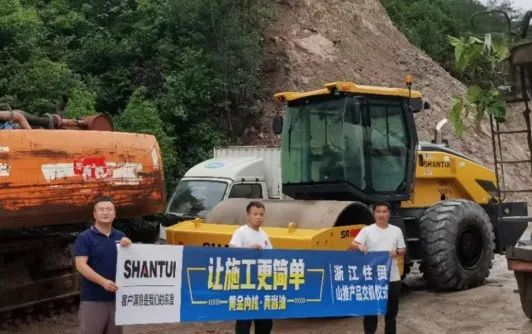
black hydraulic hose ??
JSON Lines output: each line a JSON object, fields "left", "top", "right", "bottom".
{"left": 17, "top": 110, "right": 55, "bottom": 129}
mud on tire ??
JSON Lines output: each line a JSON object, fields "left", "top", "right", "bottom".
{"left": 420, "top": 200, "right": 494, "bottom": 290}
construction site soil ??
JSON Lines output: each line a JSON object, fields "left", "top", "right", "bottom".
{"left": 2, "top": 0, "right": 531, "bottom": 333}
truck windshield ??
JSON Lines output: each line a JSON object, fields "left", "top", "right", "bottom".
{"left": 167, "top": 180, "right": 227, "bottom": 217}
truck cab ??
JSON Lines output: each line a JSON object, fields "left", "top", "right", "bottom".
{"left": 159, "top": 147, "right": 282, "bottom": 241}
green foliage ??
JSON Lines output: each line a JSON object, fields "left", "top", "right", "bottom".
{"left": 0, "top": 0, "right": 270, "bottom": 185}
{"left": 448, "top": 35, "right": 510, "bottom": 78}
{"left": 448, "top": 34, "right": 510, "bottom": 135}
{"left": 175, "top": 122, "right": 228, "bottom": 174}
{"left": 6, "top": 58, "right": 80, "bottom": 114}
{"left": 448, "top": 36, "right": 484, "bottom": 73}
{"left": 450, "top": 97, "right": 465, "bottom": 134}
{"left": 382, "top": 0, "right": 522, "bottom": 135}
{"left": 115, "top": 87, "right": 176, "bottom": 186}
{"left": 382, "top": 0, "right": 468, "bottom": 71}
{"left": 0, "top": 0, "right": 40, "bottom": 60}
{"left": 64, "top": 87, "right": 96, "bottom": 118}
{"left": 449, "top": 85, "right": 506, "bottom": 134}
{"left": 381, "top": 0, "right": 520, "bottom": 78}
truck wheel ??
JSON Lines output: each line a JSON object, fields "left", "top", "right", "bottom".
{"left": 420, "top": 200, "right": 494, "bottom": 290}
{"left": 515, "top": 272, "right": 532, "bottom": 319}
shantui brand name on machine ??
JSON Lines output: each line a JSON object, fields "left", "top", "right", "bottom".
{"left": 419, "top": 160, "right": 451, "bottom": 168}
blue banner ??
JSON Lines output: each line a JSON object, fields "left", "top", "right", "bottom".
{"left": 180, "top": 247, "right": 391, "bottom": 322}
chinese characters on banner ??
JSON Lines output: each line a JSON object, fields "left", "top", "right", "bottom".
{"left": 116, "top": 245, "right": 391, "bottom": 325}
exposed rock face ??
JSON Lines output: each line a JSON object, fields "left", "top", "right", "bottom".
{"left": 252, "top": 0, "right": 530, "bottom": 203}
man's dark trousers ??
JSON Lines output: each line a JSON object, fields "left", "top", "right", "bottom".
{"left": 363, "top": 280, "right": 402, "bottom": 334}
{"left": 235, "top": 319, "right": 273, "bottom": 334}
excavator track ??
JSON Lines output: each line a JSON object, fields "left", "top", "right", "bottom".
{"left": 0, "top": 230, "right": 81, "bottom": 325}
{"left": 0, "top": 295, "right": 79, "bottom": 330}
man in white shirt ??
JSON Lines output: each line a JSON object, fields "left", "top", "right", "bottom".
{"left": 229, "top": 201, "right": 273, "bottom": 334}
{"left": 350, "top": 202, "right": 406, "bottom": 334}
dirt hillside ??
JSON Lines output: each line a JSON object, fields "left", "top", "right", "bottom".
{"left": 252, "top": 0, "right": 531, "bottom": 201}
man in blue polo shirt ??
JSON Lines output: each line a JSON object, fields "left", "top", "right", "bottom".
{"left": 74, "top": 196, "right": 132, "bottom": 334}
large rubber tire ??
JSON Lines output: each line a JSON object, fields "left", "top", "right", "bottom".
{"left": 515, "top": 272, "right": 532, "bottom": 320}
{"left": 420, "top": 200, "right": 494, "bottom": 290}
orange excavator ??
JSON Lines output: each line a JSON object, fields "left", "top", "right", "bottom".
{"left": 0, "top": 106, "right": 166, "bottom": 320}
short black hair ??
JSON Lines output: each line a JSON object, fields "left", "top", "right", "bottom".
{"left": 93, "top": 195, "right": 114, "bottom": 209}
{"left": 246, "top": 201, "right": 265, "bottom": 213}
{"left": 373, "top": 201, "right": 391, "bottom": 212}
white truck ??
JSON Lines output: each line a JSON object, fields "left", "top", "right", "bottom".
{"left": 159, "top": 146, "right": 282, "bottom": 241}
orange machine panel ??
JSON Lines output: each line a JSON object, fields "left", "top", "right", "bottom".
{"left": 0, "top": 129, "right": 166, "bottom": 229}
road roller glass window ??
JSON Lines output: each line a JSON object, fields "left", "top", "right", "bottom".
{"left": 167, "top": 180, "right": 227, "bottom": 217}
{"left": 308, "top": 101, "right": 345, "bottom": 182}
{"left": 368, "top": 98, "right": 408, "bottom": 192}
{"left": 343, "top": 97, "right": 366, "bottom": 190}
{"left": 282, "top": 96, "right": 347, "bottom": 184}
{"left": 282, "top": 104, "right": 304, "bottom": 183}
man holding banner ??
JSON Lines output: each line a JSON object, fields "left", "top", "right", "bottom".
{"left": 229, "top": 201, "right": 273, "bottom": 334}
{"left": 74, "top": 196, "right": 132, "bottom": 334}
{"left": 351, "top": 202, "right": 406, "bottom": 334}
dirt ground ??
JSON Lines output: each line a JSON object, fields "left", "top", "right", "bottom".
{"left": 4, "top": 238, "right": 532, "bottom": 334}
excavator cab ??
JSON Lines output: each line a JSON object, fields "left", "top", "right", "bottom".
{"left": 274, "top": 81, "right": 425, "bottom": 204}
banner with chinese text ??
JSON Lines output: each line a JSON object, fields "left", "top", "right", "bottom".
{"left": 181, "top": 246, "right": 391, "bottom": 321}
{"left": 116, "top": 245, "right": 391, "bottom": 325}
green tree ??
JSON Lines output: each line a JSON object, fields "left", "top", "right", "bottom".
{"left": 115, "top": 87, "right": 176, "bottom": 184}
{"left": 5, "top": 58, "right": 80, "bottom": 114}
{"left": 381, "top": 0, "right": 520, "bottom": 80}
{"left": 65, "top": 87, "right": 97, "bottom": 118}
{"left": 448, "top": 34, "right": 510, "bottom": 134}
{"left": 0, "top": 0, "right": 40, "bottom": 61}
{"left": 1, "top": 0, "right": 270, "bottom": 183}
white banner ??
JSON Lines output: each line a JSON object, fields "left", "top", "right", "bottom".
{"left": 115, "top": 244, "right": 183, "bottom": 325}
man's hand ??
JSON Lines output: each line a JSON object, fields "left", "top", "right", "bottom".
{"left": 358, "top": 244, "right": 369, "bottom": 254}
{"left": 120, "top": 237, "right": 132, "bottom": 247}
{"left": 349, "top": 241, "right": 368, "bottom": 254}
{"left": 250, "top": 243, "right": 262, "bottom": 250}
{"left": 102, "top": 279, "right": 118, "bottom": 292}
{"left": 390, "top": 248, "right": 399, "bottom": 259}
